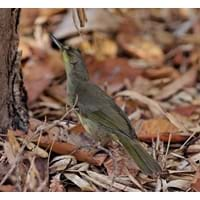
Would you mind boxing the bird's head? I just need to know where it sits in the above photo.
[50,34,89,81]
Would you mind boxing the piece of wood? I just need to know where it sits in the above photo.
[0,9,29,133]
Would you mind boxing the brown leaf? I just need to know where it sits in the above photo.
[117,33,164,64]
[191,168,200,191]
[80,34,118,60]
[156,66,198,100]
[118,90,166,116]
[104,142,139,176]
[39,9,66,17]
[19,38,32,60]
[0,185,16,192]
[7,129,20,156]
[50,175,65,192]
[46,82,67,104]
[144,66,180,80]
[20,9,39,33]
[85,57,143,85]
[28,118,102,166]
[118,90,189,133]
[173,105,200,117]
[136,118,190,143]
[23,49,64,103]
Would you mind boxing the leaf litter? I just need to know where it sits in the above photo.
[1,8,200,191]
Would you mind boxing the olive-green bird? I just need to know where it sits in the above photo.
[51,34,161,175]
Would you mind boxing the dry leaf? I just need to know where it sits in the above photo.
[0,185,16,192]
[49,155,77,173]
[118,90,187,132]
[49,174,65,192]
[144,66,180,80]
[23,49,64,103]
[86,170,141,192]
[136,118,189,143]
[117,34,164,64]
[25,141,49,158]
[167,179,191,191]
[39,9,66,17]
[7,130,20,156]
[64,173,94,191]
[80,36,118,60]
[173,105,200,117]
[104,143,139,176]
[86,57,143,85]
[19,38,32,60]
[191,168,200,191]
[20,9,39,33]
[118,90,165,116]
[156,66,198,100]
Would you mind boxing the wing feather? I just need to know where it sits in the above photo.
[77,82,135,139]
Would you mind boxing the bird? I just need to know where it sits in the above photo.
[50,34,162,176]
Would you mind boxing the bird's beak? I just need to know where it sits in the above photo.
[50,33,65,51]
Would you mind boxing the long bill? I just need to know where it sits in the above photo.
[50,33,65,50]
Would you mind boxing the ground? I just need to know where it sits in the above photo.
[0,8,200,192]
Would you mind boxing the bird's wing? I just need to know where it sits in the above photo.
[77,82,135,139]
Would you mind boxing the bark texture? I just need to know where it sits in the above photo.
[0,9,28,133]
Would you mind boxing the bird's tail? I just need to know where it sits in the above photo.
[117,133,161,175]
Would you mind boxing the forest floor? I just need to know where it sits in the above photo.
[0,8,200,191]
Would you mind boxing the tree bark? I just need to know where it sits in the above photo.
[0,9,28,133]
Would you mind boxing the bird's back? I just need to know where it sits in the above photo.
[75,81,136,140]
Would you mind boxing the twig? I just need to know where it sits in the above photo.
[163,133,172,168]
[0,132,38,185]
[72,9,84,39]
[180,130,198,150]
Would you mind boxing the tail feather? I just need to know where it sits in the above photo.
[117,133,161,175]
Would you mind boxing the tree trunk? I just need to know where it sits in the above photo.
[0,9,28,133]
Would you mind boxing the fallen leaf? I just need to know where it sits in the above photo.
[136,118,190,143]
[118,90,165,116]
[7,130,20,156]
[156,66,198,100]
[86,57,143,85]
[64,173,94,191]
[28,118,103,166]
[46,82,67,104]
[19,38,32,60]
[104,143,139,177]
[50,155,77,174]
[23,49,64,103]
[23,156,48,191]
[118,90,188,132]
[0,185,16,192]
[117,33,164,65]
[191,168,200,191]
[49,174,65,192]
[80,34,118,60]
[39,9,66,17]
[144,66,180,80]
[20,9,39,33]
[167,179,191,191]
[20,139,49,158]
[173,105,200,117]
[152,30,175,47]
[85,170,141,192]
